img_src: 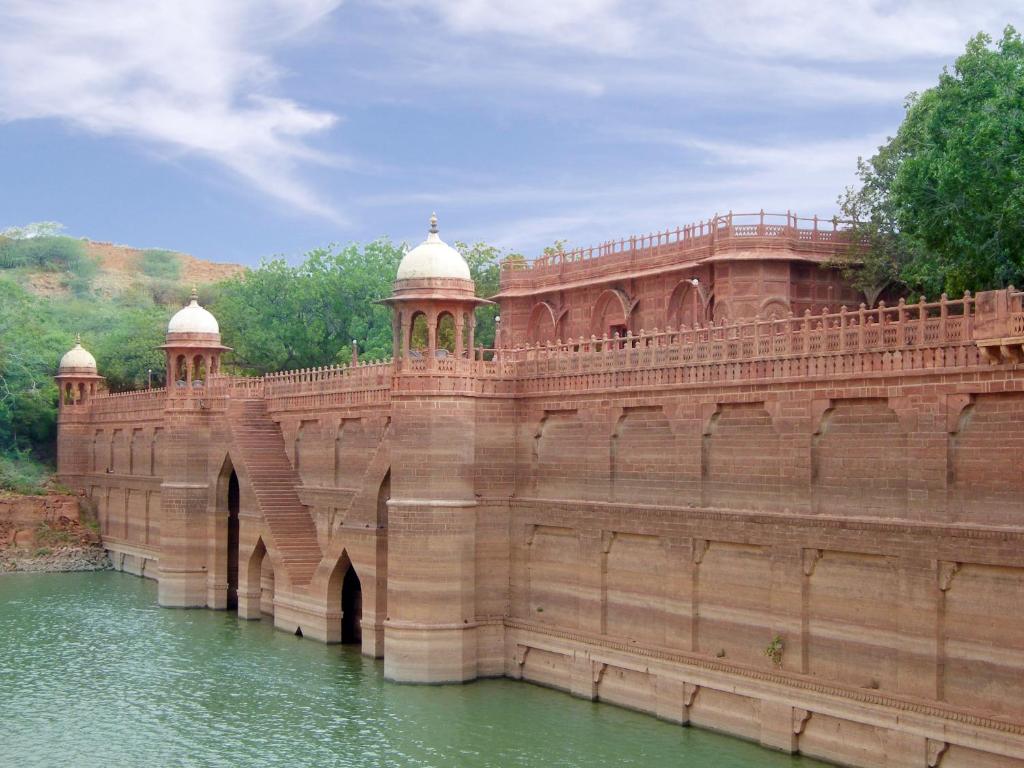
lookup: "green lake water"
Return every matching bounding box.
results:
[0,572,830,767]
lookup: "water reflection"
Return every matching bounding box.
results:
[0,573,825,768]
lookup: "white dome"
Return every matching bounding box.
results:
[396,214,471,281]
[59,337,97,373]
[168,289,220,335]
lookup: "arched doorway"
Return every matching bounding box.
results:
[342,566,362,645]
[227,469,240,610]
[376,470,390,529]
[592,289,632,338]
[244,538,275,618]
[668,280,703,328]
[527,302,559,344]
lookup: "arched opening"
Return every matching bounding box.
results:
[376,469,390,529]
[436,312,456,356]
[227,469,240,610]
[334,420,346,486]
[342,566,363,644]
[249,539,275,617]
[713,300,731,323]
[244,538,275,618]
[409,312,428,357]
[760,297,791,320]
[592,289,631,339]
[668,281,702,328]
[527,302,559,345]
[175,355,187,387]
[260,550,275,616]
[192,354,207,387]
[328,553,364,646]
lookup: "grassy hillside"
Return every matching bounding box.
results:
[0,225,243,493]
[0,225,507,495]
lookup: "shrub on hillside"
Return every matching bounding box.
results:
[0,451,52,495]
[139,249,182,281]
[0,234,87,272]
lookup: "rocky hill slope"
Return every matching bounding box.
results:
[21,239,245,299]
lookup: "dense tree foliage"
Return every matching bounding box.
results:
[210,240,402,374]
[0,278,170,474]
[139,249,182,281]
[838,26,1024,299]
[211,239,510,374]
[0,224,100,296]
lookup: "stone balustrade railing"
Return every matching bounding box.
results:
[498,210,852,292]
[72,289,1023,408]
[263,360,394,412]
[501,293,974,363]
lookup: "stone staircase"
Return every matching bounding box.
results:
[229,399,322,588]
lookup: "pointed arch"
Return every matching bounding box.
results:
[527,301,560,344]
[327,549,363,645]
[377,468,391,529]
[759,296,791,319]
[667,280,703,328]
[591,288,635,337]
[214,454,241,610]
[244,537,276,617]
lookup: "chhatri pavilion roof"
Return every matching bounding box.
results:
[57,335,98,375]
[396,214,471,282]
[167,287,220,335]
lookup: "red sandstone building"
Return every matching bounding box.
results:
[57,212,1024,768]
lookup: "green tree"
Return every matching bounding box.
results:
[0,277,171,469]
[838,26,1024,299]
[457,241,509,350]
[139,249,183,281]
[211,240,402,373]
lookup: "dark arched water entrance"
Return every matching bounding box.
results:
[341,567,362,645]
[227,470,240,610]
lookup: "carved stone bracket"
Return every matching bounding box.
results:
[514,644,529,667]
[524,524,538,546]
[926,738,949,767]
[938,561,960,592]
[945,394,975,433]
[601,530,615,555]
[802,548,823,577]
[682,682,699,708]
[810,399,833,435]
[792,708,811,735]
[591,661,607,685]
[888,395,918,433]
[692,538,710,564]
[701,403,720,436]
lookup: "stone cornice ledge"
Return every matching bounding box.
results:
[505,618,1024,740]
[509,496,1024,542]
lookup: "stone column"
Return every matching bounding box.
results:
[157,407,213,607]
[384,387,480,683]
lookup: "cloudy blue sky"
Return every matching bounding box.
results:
[0,1,1020,265]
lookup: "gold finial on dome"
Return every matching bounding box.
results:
[429,212,438,234]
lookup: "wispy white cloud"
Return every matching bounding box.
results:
[392,0,1018,62]
[384,131,885,255]
[379,1,1019,105]
[0,0,344,222]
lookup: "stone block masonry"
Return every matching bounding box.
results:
[56,213,1024,768]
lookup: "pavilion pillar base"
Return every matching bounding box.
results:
[383,624,479,683]
[237,589,263,620]
[157,569,208,608]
